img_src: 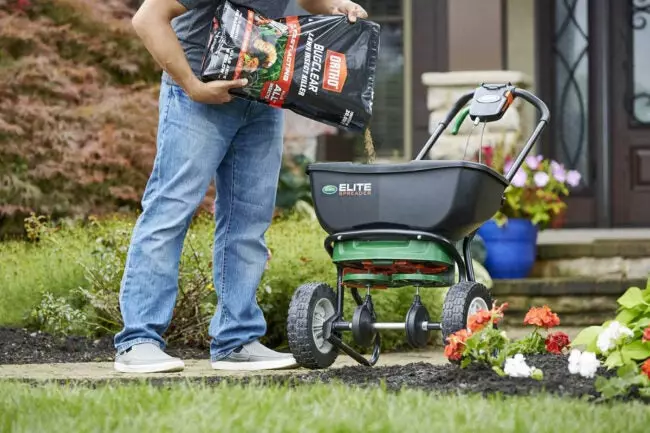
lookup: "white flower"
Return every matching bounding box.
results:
[578,352,600,378]
[567,349,601,378]
[596,321,634,354]
[568,349,581,374]
[504,353,533,378]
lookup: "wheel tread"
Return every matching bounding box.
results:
[441,281,492,344]
[287,282,338,369]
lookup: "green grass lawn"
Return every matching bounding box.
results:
[0,381,647,433]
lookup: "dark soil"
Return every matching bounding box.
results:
[155,355,605,399]
[295,355,605,399]
[0,327,208,364]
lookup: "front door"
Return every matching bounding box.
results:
[536,0,650,227]
[610,0,650,226]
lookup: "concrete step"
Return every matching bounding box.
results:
[533,229,650,278]
[491,277,647,327]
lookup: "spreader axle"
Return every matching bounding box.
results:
[332,321,441,331]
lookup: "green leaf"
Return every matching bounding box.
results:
[640,387,650,398]
[464,335,479,350]
[492,366,506,377]
[616,361,638,379]
[595,376,624,400]
[617,286,647,309]
[615,308,641,326]
[572,326,602,350]
[620,340,650,360]
[460,358,471,369]
[634,317,650,330]
[604,351,624,369]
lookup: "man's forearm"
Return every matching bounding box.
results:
[297,0,348,15]
[131,0,198,93]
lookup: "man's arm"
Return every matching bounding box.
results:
[297,0,368,22]
[132,0,247,104]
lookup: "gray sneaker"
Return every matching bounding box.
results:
[211,340,298,371]
[114,343,185,373]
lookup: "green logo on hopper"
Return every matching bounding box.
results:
[322,185,338,195]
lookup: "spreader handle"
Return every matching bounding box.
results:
[512,88,550,122]
[504,88,551,183]
[414,90,475,160]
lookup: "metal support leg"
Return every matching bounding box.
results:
[327,332,381,367]
[462,234,476,282]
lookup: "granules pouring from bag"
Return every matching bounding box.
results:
[364,128,376,164]
[200,1,380,134]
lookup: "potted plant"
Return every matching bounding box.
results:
[474,145,581,279]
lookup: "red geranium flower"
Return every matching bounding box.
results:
[642,327,650,343]
[444,329,469,361]
[641,359,650,379]
[467,302,508,333]
[468,310,492,333]
[523,305,560,329]
[545,331,570,354]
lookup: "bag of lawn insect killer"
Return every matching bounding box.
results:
[200,0,380,133]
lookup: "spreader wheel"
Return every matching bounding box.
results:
[441,281,493,344]
[287,282,339,369]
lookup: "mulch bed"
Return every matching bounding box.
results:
[156,355,609,400]
[2,327,647,403]
[0,327,208,364]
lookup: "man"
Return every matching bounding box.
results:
[113,0,368,373]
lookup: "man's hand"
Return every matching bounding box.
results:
[329,1,368,23]
[132,0,245,104]
[186,78,249,104]
[298,0,368,22]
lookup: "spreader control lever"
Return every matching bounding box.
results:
[468,83,515,123]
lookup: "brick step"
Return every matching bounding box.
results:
[490,277,647,327]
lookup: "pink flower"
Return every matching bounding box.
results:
[503,159,514,175]
[566,170,581,187]
[511,169,527,187]
[550,160,562,172]
[550,161,566,183]
[534,172,550,188]
[526,155,540,170]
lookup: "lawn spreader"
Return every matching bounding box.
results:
[286,83,550,369]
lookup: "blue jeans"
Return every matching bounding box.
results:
[114,82,284,361]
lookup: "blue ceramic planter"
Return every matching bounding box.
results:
[477,218,538,279]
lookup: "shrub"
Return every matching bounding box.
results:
[25,292,91,337]
[22,213,492,352]
[0,1,316,238]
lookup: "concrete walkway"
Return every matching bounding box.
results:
[0,350,447,381]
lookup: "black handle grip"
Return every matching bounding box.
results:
[512,88,551,123]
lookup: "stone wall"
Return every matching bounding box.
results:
[420,71,533,160]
